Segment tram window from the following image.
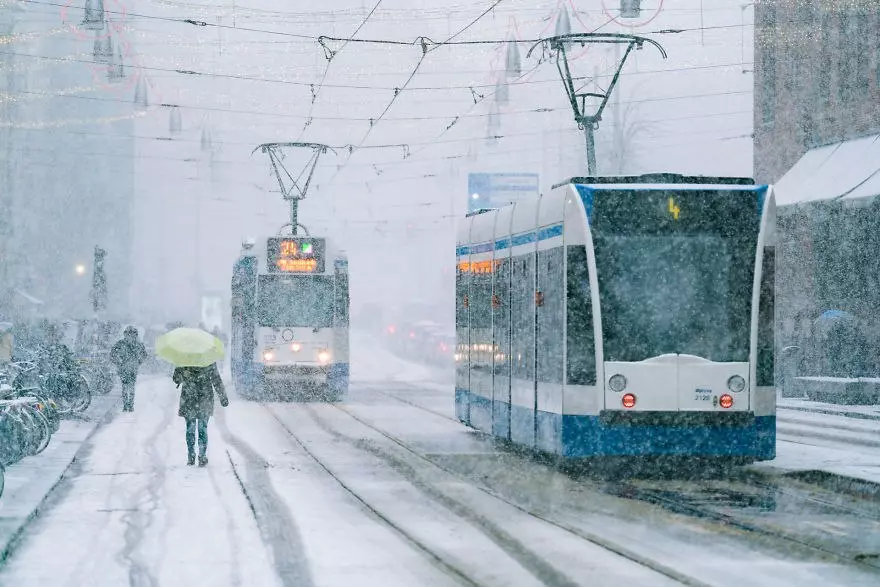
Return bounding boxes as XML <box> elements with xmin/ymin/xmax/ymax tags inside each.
<box><xmin>257</xmin><ymin>275</ymin><xmax>334</xmax><ymax>328</ymax></box>
<box><xmin>493</xmin><ymin>258</ymin><xmax>511</xmax><ymax>375</ymax></box>
<box><xmin>537</xmin><ymin>247</ymin><xmax>564</xmax><ymax>384</ymax></box>
<box><xmin>566</xmin><ymin>246</ymin><xmax>595</xmax><ymax>385</ymax></box>
<box><xmin>469</xmin><ymin>273</ymin><xmax>493</xmax><ymax>330</ymax></box>
<box><xmin>591</xmin><ymin>189</ymin><xmax>758</xmax><ymax>363</ymax></box>
<box><xmin>456</xmin><ymin>266</ymin><xmax>469</xmax><ymax>330</ymax></box>
<box><xmin>511</xmin><ymin>254</ymin><xmax>536</xmax><ymax>380</ymax></box>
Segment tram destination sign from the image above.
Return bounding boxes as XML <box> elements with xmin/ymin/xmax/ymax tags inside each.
<box><xmin>267</xmin><ymin>237</ymin><xmax>326</xmax><ymax>273</ymax></box>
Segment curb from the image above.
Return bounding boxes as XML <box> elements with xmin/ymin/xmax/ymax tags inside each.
<box><xmin>778</xmin><ymin>404</ymin><xmax>880</xmax><ymax>422</ymax></box>
<box><xmin>0</xmin><ymin>393</ymin><xmax>120</xmax><ymax>563</ymax></box>
<box><xmin>783</xmin><ymin>469</ymin><xmax>880</xmax><ymax>501</ymax></box>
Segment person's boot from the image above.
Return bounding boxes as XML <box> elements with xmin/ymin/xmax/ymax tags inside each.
<box><xmin>187</xmin><ymin>452</ymin><xmax>196</xmax><ymax>466</ymax></box>
<box><xmin>198</xmin><ymin>454</ymin><xmax>208</xmax><ymax>467</ymax></box>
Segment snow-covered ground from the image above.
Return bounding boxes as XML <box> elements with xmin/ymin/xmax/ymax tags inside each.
<box><xmin>2</xmin><ymin>340</ymin><xmax>879</xmax><ymax>586</ymax></box>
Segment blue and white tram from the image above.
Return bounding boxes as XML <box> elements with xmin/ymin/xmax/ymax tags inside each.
<box><xmin>455</xmin><ymin>174</ymin><xmax>776</xmax><ymax>460</ymax></box>
<box><xmin>231</xmin><ymin>235</ymin><xmax>350</xmax><ymax>400</ymax></box>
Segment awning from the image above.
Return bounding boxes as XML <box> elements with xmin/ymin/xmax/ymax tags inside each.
<box><xmin>775</xmin><ymin>133</ymin><xmax>880</xmax><ymax>207</ymax></box>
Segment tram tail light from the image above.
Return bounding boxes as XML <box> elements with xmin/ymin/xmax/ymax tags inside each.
<box><xmin>719</xmin><ymin>394</ymin><xmax>734</xmax><ymax>409</ymax></box>
<box><xmin>622</xmin><ymin>393</ymin><xmax>637</xmax><ymax>409</ymax></box>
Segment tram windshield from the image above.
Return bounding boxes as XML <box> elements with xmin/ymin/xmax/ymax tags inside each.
<box><xmin>257</xmin><ymin>275</ymin><xmax>334</xmax><ymax>328</ymax></box>
<box><xmin>591</xmin><ymin>189</ymin><xmax>761</xmax><ymax>363</ymax></box>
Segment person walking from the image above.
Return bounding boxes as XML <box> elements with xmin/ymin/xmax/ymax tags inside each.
<box><xmin>110</xmin><ymin>326</ymin><xmax>148</xmax><ymax>412</ymax></box>
<box><xmin>172</xmin><ymin>362</ymin><xmax>228</xmax><ymax>466</ymax></box>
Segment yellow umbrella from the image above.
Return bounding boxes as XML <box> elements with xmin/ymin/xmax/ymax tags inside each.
<box><xmin>155</xmin><ymin>327</ymin><xmax>224</xmax><ymax>367</ymax></box>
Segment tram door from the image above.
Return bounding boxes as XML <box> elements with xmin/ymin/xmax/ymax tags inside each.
<box><xmin>536</xmin><ymin>244</ymin><xmax>564</xmax><ymax>452</ymax></box>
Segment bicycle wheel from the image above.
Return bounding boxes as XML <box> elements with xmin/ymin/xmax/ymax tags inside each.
<box><xmin>18</xmin><ymin>409</ymin><xmax>41</xmax><ymax>457</ymax></box>
<box><xmin>0</xmin><ymin>462</ymin><xmax>5</xmax><ymax>499</ymax></box>
<box><xmin>30</xmin><ymin>408</ymin><xmax>52</xmax><ymax>454</ymax></box>
<box><xmin>72</xmin><ymin>374</ymin><xmax>92</xmax><ymax>412</ymax></box>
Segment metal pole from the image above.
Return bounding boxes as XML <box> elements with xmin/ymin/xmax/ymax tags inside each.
<box><xmin>584</xmin><ymin>123</ymin><xmax>597</xmax><ymax>176</ymax></box>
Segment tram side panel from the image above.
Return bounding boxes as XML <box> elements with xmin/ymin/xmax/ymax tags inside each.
<box><xmin>231</xmin><ymin>255</ymin><xmax>259</xmax><ymax>396</ymax></box>
<box><xmin>753</xmin><ymin>189</ymin><xmax>777</xmax><ymax>460</ymax></box>
<box><xmin>560</xmin><ymin>189</ymin><xmax>602</xmax><ymax>457</ymax></box>
<box><xmin>330</xmin><ymin>261</ymin><xmax>351</xmax><ymax>398</ymax></box>
<box><xmin>455</xmin><ymin>217</ymin><xmax>473</xmax><ymax>425</ymax></box>
<box><xmin>467</xmin><ymin>211</ymin><xmax>499</xmax><ymax>434</ymax></box>
<box><xmin>508</xmin><ymin>197</ymin><xmax>540</xmax><ymax>448</ymax></box>
<box><xmin>492</xmin><ymin>205</ymin><xmax>515</xmax><ymax>440</ymax></box>
<box><xmin>535</xmin><ymin>188</ymin><xmax>567</xmax><ymax>454</ymax></box>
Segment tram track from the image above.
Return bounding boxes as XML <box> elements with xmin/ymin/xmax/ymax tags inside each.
<box><xmin>258</xmin><ymin>404</ymin><xmax>486</xmax><ymax>587</ymax></box>
<box><xmin>360</xmin><ymin>383</ymin><xmax>880</xmax><ymax>576</ymax></box>
<box><xmin>312</xmin><ymin>397</ymin><xmax>708</xmax><ymax>586</ymax></box>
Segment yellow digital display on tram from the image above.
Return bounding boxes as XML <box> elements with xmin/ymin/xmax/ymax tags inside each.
<box><xmin>267</xmin><ymin>237</ymin><xmax>325</xmax><ymax>273</ymax></box>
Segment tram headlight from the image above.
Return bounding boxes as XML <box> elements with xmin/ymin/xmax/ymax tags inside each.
<box><xmin>727</xmin><ymin>375</ymin><xmax>746</xmax><ymax>393</ymax></box>
<box><xmin>608</xmin><ymin>374</ymin><xmax>627</xmax><ymax>392</ymax></box>
<box><xmin>262</xmin><ymin>350</ymin><xmax>275</xmax><ymax>362</ymax></box>
<box><xmin>317</xmin><ymin>350</ymin><xmax>331</xmax><ymax>365</ymax></box>
<box><xmin>291</xmin><ymin>342</ymin><xmax>302</xmax><ymax>352</ymax></box>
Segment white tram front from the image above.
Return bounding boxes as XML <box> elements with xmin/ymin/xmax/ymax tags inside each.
<box><xmin>455</xmin><ymin>174</ymin><xmax>775</xmax><ymax>460</ymax></box>
<box><xmin>231</xmin><ymin>235</ymin><xmax>350</xmax><ymax>400</ymax></box>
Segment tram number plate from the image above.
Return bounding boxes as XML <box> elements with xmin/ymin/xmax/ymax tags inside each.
<box><xmin>694</xmin><ymin>388</ymin><xmax>712</xmax><ymax>401</ymax></box>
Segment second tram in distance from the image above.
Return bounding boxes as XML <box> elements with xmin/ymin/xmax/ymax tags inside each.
<box><xmin>455</xmin><ymin>173</ymin><xmax>776</xmax><ymax>461</ymax></box>
<box><xmin>231</xmin><ymin>235</ymin><xmax>350</xmax><ymax>400</ymax></box>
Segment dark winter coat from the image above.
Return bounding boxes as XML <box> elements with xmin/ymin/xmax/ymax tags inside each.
<box><xmin>110</xmin><ymin>337</ymin><xmax>148</xmax><ymax>383</ymax></box>
<box><xmin>172</xmin><ymin>363</ymin><xmax>228</xmax><ymax>420</ymax></box>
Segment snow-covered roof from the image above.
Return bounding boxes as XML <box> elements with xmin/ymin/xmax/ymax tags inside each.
<box><xmin>775</xmin><ymin>133</ymin><xmax>880</xmax><ymax>207</ymax></box>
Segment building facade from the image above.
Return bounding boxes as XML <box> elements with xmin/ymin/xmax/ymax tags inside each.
<box><xmin>0</xmin><ymin>3</ymin><xmax>136</xmax><ymax>320</ymax></box>
<box><xmin>754</xmin><ymin>0</ymin><xmax>880</xmax><ymax>183</ymax></box>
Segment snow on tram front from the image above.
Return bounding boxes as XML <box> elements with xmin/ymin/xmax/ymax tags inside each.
<box><xmin>455</xmin><ymin>173</ymin><xmax>776</xmax><ymax>462</ymax></box>
<box><xmin>231</xmin><ymin>235</ymin><xmax>350</xmax><ymax>400</ymax></box>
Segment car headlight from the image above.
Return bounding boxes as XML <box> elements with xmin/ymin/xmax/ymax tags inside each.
<box><xmin>608</xmin><ymin>374</ymin><xmax>627</xmax><ymax>392</ymax></box>
<box><xmin>727</xmin><ymin>375</ymin><xmax>746</xmax><ymax>393</ymax></box>
<box><xmin>317</xmin><ymin>350</ymin><xmax>331</xmax><ymax>364</ymax></box>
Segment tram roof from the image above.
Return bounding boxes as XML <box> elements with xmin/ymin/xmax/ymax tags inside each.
<box><xmin>553</xmin><ymin>174</ymin><xmax>755</xmax><ymax>190</ymax></box>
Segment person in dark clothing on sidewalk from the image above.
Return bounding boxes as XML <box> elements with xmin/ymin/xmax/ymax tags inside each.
<box><xmin>111</xmin><ymin>326</ymin><xmax>148</xmax><ymax>412</ymax></box>
<box><xmin>172</xmin><ymin>362</ymin><xmax>228</xmax><ymax>466</ymax></box>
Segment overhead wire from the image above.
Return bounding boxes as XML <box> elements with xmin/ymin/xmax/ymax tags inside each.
<box><xmin>325</xmin><ymin>0</ymin><xmax>505</xmax><ymax>186</ymax></box>
<box><xmin>406</xmin><ymin>12</ymin><xmax>618</xmax><ymax>161</ymax></box>
<box><xmin>296</xmin><ymin>0</ymin><xmax>383</xmax><ymax>141</ymax></box>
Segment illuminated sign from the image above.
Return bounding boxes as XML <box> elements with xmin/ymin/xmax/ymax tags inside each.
<box><xmin>267</xmin><ymin>237</ymin><xmax>325</xmax><ymax>273</ymax></box>
<box><xmin>668</xmin><ymin>197</ymin><xmax>681</xmax><ymax>221</ymax></box>
<box><xmin>457</xmin><ymin>260</ymin><xmax>500</xmax><ymax>274</ymax></box>
<box><xmin>276</xmin><ymin>258</ymin><xmax>318</xmax><ymax>272</ymax></box>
